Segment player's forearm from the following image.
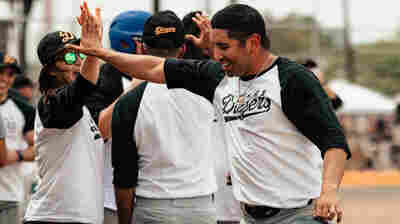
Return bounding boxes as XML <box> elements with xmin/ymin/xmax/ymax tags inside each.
<box><xmin>98</xmin><ymin>48</ymin><xmax>166</xmax><ymax>83</ymax></box>
<box><xmin>115</xmin><ymin>187</ymin><xmax>135</xmax><ymax>224</ymax></box>
<box><xmin>3</xmin><ymin>146</ymin><xmax>35</xmax><ymax>166</ymax></box>
<box><xmin>80</xmin><ymin>56</ymin><xmax>101</xmax><ymax>85</ymax></box>
<box><xmin>321</xmin><ymin>148</ymin><xmax>348</xmax><ymax>193</ymax></box>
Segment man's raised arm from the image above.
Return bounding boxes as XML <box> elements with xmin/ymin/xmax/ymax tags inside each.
<box><xmin>67</xmin><ymin>46</ymin><xmax>166</xmax><ymax>84</ymax></box>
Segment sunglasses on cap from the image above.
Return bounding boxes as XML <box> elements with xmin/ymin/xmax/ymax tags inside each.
<box><xmin>56</xmin><ymin>51</ymin><xmax>86</xmax><ymax>65</ymax></box>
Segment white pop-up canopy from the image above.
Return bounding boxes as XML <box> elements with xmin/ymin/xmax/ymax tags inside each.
<box><xmin>328</xmin><ymin>79</ymin><xmax>396</xmax><ymax>115</ymax></box>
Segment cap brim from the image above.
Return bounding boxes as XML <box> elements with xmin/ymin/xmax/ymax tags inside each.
<box><xmin>51</xmin><ymin>38</ymin><xmax>81</xmax><ymax>59</ymax></box>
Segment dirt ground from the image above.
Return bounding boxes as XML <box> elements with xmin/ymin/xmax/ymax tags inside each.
<box><xmin>340</xmin><ymin>187</ymin><xmax>400</xmax><ymax>224</ymax></box>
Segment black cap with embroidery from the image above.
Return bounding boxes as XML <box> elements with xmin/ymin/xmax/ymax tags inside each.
<box><xmin>37</xmin><ymin>31</ymin><xmax>80</xmax><ymax>66</ymax></box>
<box><xmin>142</xmin><ymin>10</ymin><xmax>185</xmax><ymax>49</ymax></box>
<box><xmin>0</xmin><ymin>52</ymin><xmax>22</xmax><ymax>74</ymax></box>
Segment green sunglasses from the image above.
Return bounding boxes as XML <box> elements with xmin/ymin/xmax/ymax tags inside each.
<box><xmin>63</xmin><ymin>52</ymin><xmax>87</xmax><ymax>65</ymax></box>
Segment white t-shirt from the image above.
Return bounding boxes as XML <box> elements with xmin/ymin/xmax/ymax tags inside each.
<box><xmin>164</xmin><ymin>58</ymin><xmax>349</xmax><ymax>208</ymax></box>
<box><xmin>112</xmin><ymin>82</ymin><xmax>218</xmax><ymax>198</ymax></box>
<box><xmin>0</xmin><ymin>99</ymin><xmax>29</xmax><ymax>202</ymax></box>
<box><xmin>25</xmin><ymin>76</ymin><xmax>105</xmax><ymax>224</ymax></box>
<box><xmin>103</xmin><ymin>140</ymin><xmax>116</xmax><ymax>210</ymax></box>
<box><xmin>213</xmin><ymin>119</ymin><xmax>241</xmax><ymax>221</ymax></box>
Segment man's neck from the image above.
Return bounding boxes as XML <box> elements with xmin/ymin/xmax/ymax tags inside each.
<box><xmin>244</xmin><ymin>51</ymin><xmax>277</xmax><ymax>77</ymax></box>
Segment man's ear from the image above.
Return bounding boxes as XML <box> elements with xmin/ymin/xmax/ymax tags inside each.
<box><xmin>246</xmin><ymin>33</ymin><xmax>261</xmax><ymax>55</ymax></box>
<box><xmin>135</xmin><ymin>40</ymin><xmax>145</xmax><ymax>54</ymax></box>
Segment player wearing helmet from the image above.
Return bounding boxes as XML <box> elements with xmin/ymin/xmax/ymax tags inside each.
<box><xmin>95</xmin><ymin>10</ymin><xmax>151</xmax><ymax>224</ymax></box>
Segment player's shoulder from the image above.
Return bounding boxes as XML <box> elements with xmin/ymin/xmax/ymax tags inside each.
<box><xmin>276</xmin><ymin>57</ymin><xmax>319</xmax><ymax>89</ymax></box>
<box><xmin>8</xmin><ymin>88</ymin><xmax>34</xmax><ymax>112</ymax></box>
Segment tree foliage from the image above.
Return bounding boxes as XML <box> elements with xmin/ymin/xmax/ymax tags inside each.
<box><xmin>266</xmin><ymin>11</ymin><xmax>400</xmax><ymax>96</ymax></box>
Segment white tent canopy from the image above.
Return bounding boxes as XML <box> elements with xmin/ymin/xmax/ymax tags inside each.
<box><xmin>328</xmin><ymin>79</ymin><xmax>396</xmax><ymax>115</ymax></box>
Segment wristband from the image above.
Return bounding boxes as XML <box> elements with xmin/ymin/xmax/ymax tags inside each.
<box><xmin>17</xmin><ymin>150</ymin><xmax>24</xmax><ymax>162</ymax></box>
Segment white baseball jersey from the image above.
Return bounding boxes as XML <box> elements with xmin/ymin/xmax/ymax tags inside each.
<box><xmin>164</xmin><ymin>57</ymin><xmax>351</xmax><ymax>208</ymax></box>
<box><xmin>0</xmin><ymin>95</ymin><xmax>35</xmax><ymax>202</ymax></box>
<box><xmin>103</xmin><ymin>139</ymin><xmax>117</xmax><ymax>211</ymax></box>
<box><xmin>213</xmin><ymin>118</ymin><xmax>241</xmax><ymax>221</ymax></box>
<box><xmin>24</xmin><ymin>75</ymin><xmax>104</xmax><ymax>224</ymax></box>
<box><xmin>112</xmin><ymin>82</ymin><xmax>218</xmax><ymax>198</ymax></box>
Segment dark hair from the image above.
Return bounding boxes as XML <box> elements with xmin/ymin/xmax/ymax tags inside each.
<box><xmin>302</xmin><ymin>58</ymin><xmax>318</xmax><ymax>69</ymax></box>
<box><xmin>182</xmin><ymin>11</ymin><xmax>202</xmax><ymax>37</ymax></box>
<box><xmin>211</xmin><ymin>4</ymin><xmax>270</xmax><ymax>49</ymax></box>
<box><xmin>182</xmin><ymin>11</ymin><xmax>210</xmax><ymax>60</ymax></box>
<box><xmin>12</xmin><ymin>75</ymin><xmax>34</xmax><ymax>89</ymax></box>
<box><xmin>38</xmin><ymin>65</ymin><xmax>65</xmax><ymax>94</ymax></box>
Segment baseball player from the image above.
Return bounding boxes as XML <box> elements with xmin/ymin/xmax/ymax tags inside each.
<box><xmin>24</xmin><ymin>3</ymin><xmax>105</xmax><ymax>224</ymax></box>
<box><xmin>183</xmin><ymin>10</ymin><xmax>241</xmax><ymax>224</ymax></box>
<box><xmin>0</xmin><ymin>52</ymin><xmax>35</xmax><ymax>224</ymax></box>
<box><xmin>71</xmin><ymin>4</ymin><xmax>351</xmax><ymax>224</ymax></box>
<box><xmin>110</xmin><ymin>10</ymin><xmax>218</xmax><ymax>224</ymax></box>
<box><xmin>98</xmin><ymin>10</ymin><xmax>151</xmax><ymax>224</ymax></box>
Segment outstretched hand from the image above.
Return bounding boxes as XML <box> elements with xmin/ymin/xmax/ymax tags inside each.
<box><xmin>185</xmin><ymin>12</ymin><xmax>212</xmax><ymax>54</ymax></box>
<box><xmin>67</xmin><ymin>1</ymin><xmax>103</xmax><ymax>56</ymax></box>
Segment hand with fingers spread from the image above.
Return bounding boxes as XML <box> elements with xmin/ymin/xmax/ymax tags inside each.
<box><xmin>67</xmin><ymin>1</ymin><xmax>104</xmax><ymax>57</ymax></box>
<box><xmin>185</xmin><ymin>12</ymin><xmax>212</xmax><ymax>55</ymax></box>
<box><xmin>77</xmin><ymin>1</ymin><xmax>103</xmax><ymax>49</ymax></box>
<box><xmin>313</xmin><ymin>189</ymin><xmax>343</xmax><ymax>223</ymax></box>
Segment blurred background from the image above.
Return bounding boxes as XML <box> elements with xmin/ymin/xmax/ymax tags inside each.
<box><xmin>1</xmin><ymin>0</ymin><xmax>399</xmax><ymax>223</ymax></box>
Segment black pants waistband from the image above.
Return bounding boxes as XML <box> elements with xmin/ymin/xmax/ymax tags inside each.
<box><xmin>241</xmin><ymin>199</ymin><xmax>313</xmax><ymax>219</ymax></box>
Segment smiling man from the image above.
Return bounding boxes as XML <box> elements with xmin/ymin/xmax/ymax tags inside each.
<box><xmin>71</xmin><ymin>4</ymin><xmax>351</xmax><ymax>224</ymax></box>
<box><xmin>0</xmin><ymin>52</ymin><xmax>35</xmax><ymax>224</ymax></box>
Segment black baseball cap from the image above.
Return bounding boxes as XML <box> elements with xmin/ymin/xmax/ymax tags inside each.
<box><xmin>37</xmin><ymin>31</ymin><xmax>80</xmax><ymax>66</ymax></box>
<box><xmin>0</xmin><ymin>52</ymin><xmax>22</xmax><ymax>74</ymax></box>
<box><xmin>142</xmin><ymin>10</ymin><xmax>185</xmax><ymax>49</ymax></box>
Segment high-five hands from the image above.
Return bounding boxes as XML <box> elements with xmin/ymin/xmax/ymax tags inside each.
<box><xmin>67</xmin><ymin>1</ymin><xmax>103</xmax><ymax>56</ymax></box>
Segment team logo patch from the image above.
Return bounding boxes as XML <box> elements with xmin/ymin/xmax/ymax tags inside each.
<box><xmin>59</xmin><ymin>31</ymin><xmax>76</xmax><ymax>43</ymax></box>
<box><xmin>154</xmin><ymin>26</ymin><xmax>176</xmax><ymax>35</ymax></box>
<box><xmin>3</xmin><ymin>54</ymin><xmax>17</xmax><ymax>64</ymax></box>
<box><xmin>222</xmin><ymin>89</ymin><xmax>271</xmax><ymax>122</ymax></box>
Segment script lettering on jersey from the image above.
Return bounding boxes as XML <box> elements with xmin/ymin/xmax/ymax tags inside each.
<box><xmin>222</xmin><ymin>89</ymin><xmax>271</xmax><ymax>122</ymax></box>
<box><xmin>88</xmin><ymin>118</ymin><xmax>102</xmax><ymax>140</ymax></box>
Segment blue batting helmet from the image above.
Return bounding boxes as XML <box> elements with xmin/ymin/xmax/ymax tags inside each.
<box><xmin>109</xmin><ymin>10</ymin><xmax>152</xmax><ymax>53</ymax></box>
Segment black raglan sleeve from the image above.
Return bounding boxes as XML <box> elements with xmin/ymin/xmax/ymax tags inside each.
<box><xmin>164</xmin><ymin>59</ymin><xmax>225</xmax><ymax>103</ymax></box>
<box><xmin>282</xmin><ymin>69</ymin><xmax>351</xmax><ymax>159</ymax></box>
<box><xmin>37</xmin><ymin>74</ymin><xmax>97</xmax><ymax>129</ymax></box>
<box><xmin>112</xmin><ymin>82</ymin><xmax>148</xmax><ymax>188</ymax></box>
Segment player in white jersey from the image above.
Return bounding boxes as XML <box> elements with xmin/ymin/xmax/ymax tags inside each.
<box><xmin>0</xmin><ymin>52</ymin><xmax>35</xmax><ymax>224</ymax></box>
<box><xmin>98</xmin><ymin>10</ymin><xmax>218</xmax><ymax>224</ymax></box>
<box><xmin>24</xmin><ymin>3</ymin><xmax>104</xmax><ymax>224</ymax></box>
<box><xmin>183</xmin><ymin>11</ymin><xmax>241</xmax><ymax>224</ymax></box>
<box><xmin>92</xmin><ymin>10</ymin><xmax>151</xmax><ymax>224</ymax></box>
<box><xmin>71</xmin><ymin>4</ymin><xmax>352</xmax><ymax>224</ymax></box>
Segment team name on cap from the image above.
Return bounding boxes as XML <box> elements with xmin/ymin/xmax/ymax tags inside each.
<box><xmin>3</xmin><ymin>54</ymin><xmax>16</xmax><ymax>64</ymax></box>
<box><xmin>155</xmin><ymin>26</ymin><xmax>176</xmax><ymax>36</ymax></box>
<box><xmin>59</xmin><ymin>31</ymin><xmax>76</xmax><ymax>43</ymax></box>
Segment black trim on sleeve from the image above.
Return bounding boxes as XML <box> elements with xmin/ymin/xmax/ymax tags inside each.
<box><xmin>112</xmin><ymin>81</ymin><xmax>148</xmax><ymax>188</ymax></box>
<box><xmin>164</xmin><ymin>58</ymin><xmax>224</xmax><ymax>103</ymax></box>
<box><xmin>8</xmin><ymin>89</ymin><xmax>35</xmax><ymax>133</ymax></box>
<box><xmin>278</xmin><ymin>58</ymin><xmax>351</xmax><ymax>159</ymax></box>
<box><xmin>37</xmin><ymin>74</ymin><xmax>97</xmax><ymax>129</ymax></box>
